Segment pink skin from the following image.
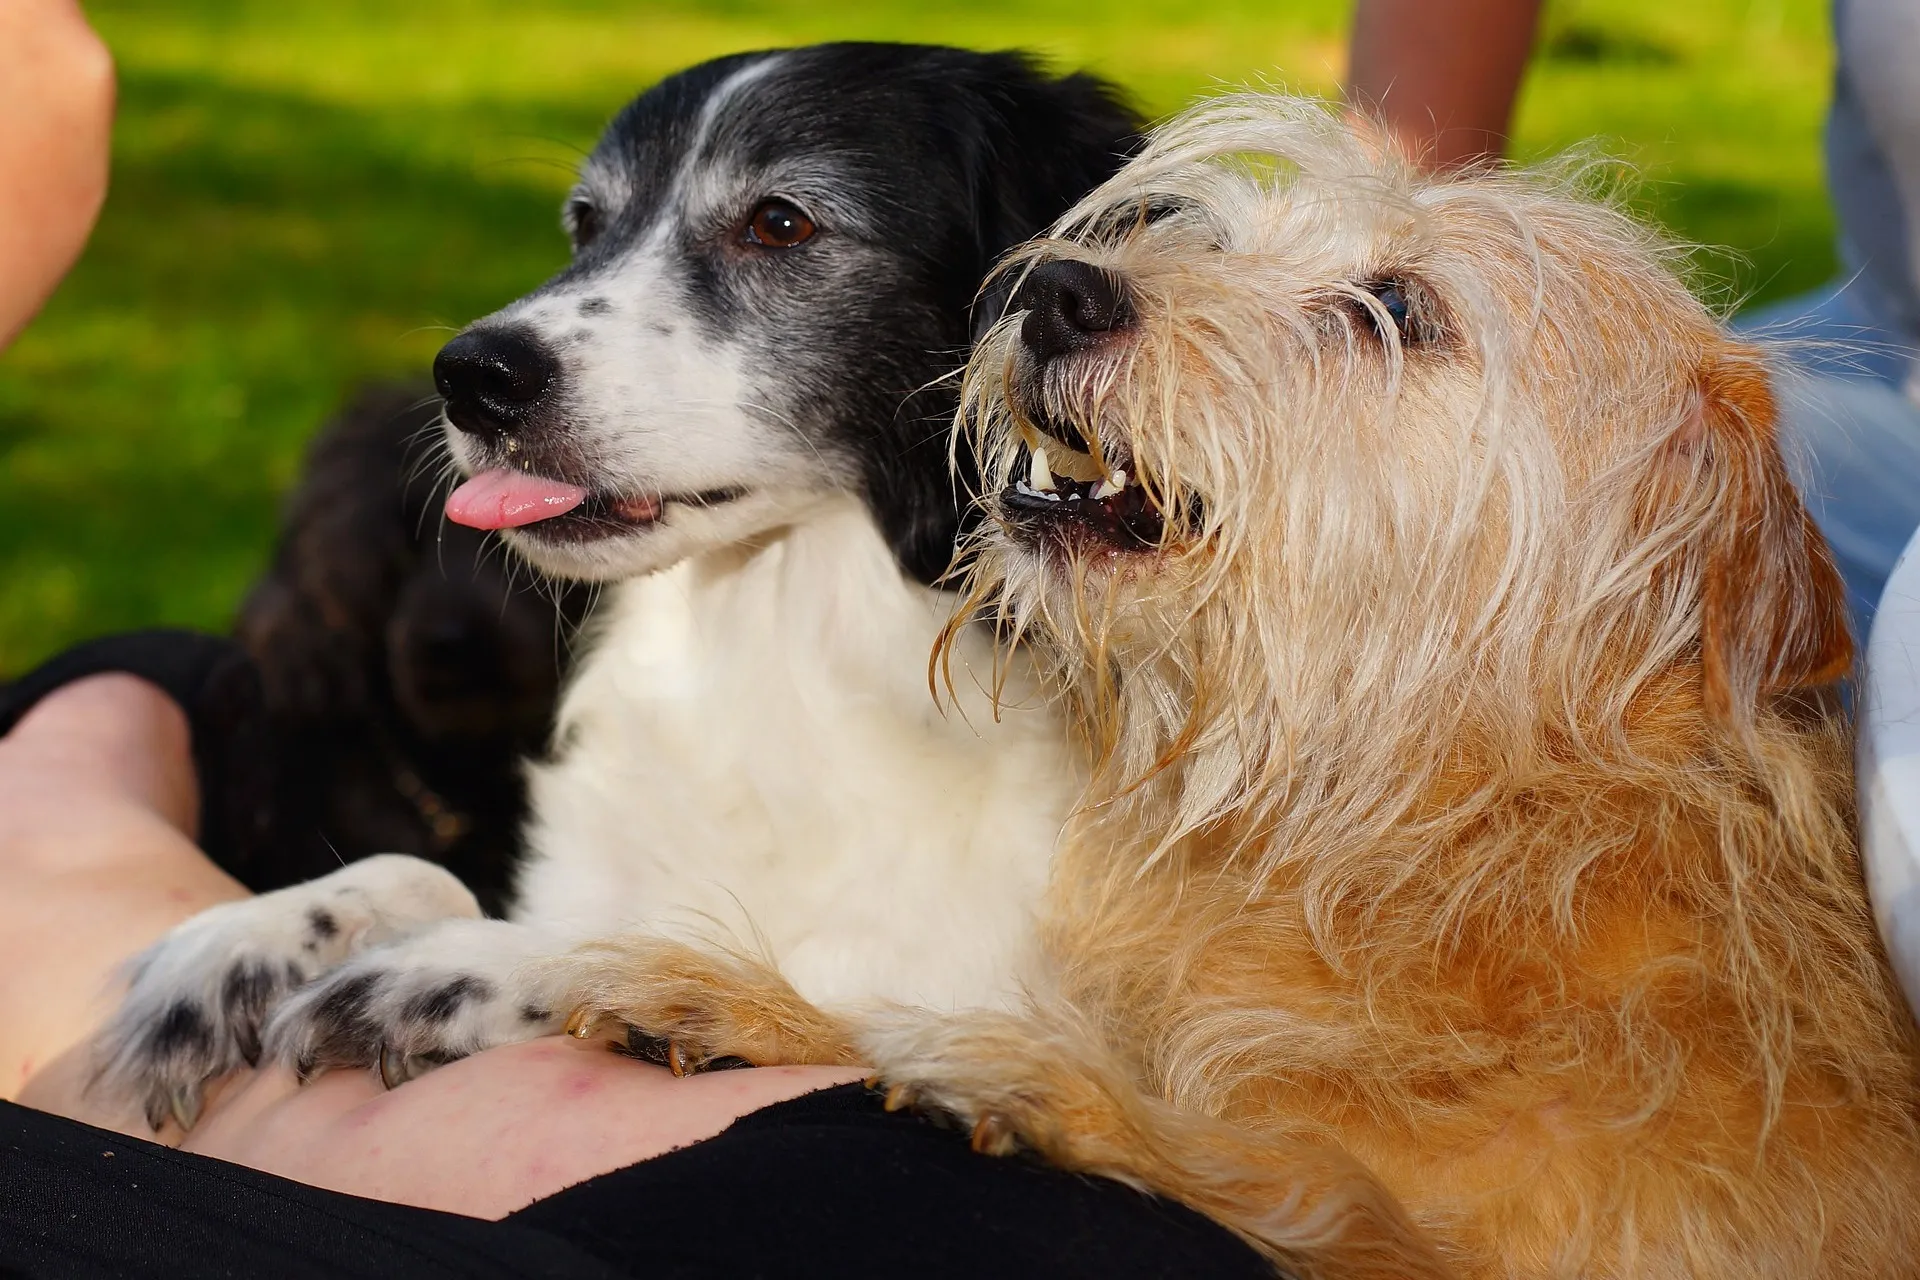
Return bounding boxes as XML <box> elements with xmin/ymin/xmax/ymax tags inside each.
<box><xmin>0</xmin><ymin>0</ymin><xmax>115</xmax><ymax>348</ymax></box>
<box><xmin>179</xmin><ymin>1041</ymin><xmax>865</xmax><ymax>1219</ymax></box>
<box><xmin>3</xmin><ymin>675</ymin><xmax>864</xmax><ymax>1219</ymax></box>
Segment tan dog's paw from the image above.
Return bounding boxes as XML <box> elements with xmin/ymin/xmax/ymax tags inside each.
<box><xmin>872</xmin><ymin>1073</ymin><xmax>1031</xmax><ymax>1157</ymax></box>
<box><xmin>860</xmin><ymin>1010</ymin><xmax>1460</xmax><ymax>1280</ymax></box>
<box><xmin>551</xmin><ymin>937</ymin><xmax>859</xmax><ymax>1072</ymax></box>
<box><xmin>858</xmin><ymin>1008</ymin><xmax>1144</xmax><ymax>1170</ymax></box>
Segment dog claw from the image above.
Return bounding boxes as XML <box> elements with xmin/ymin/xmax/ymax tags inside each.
<box><xmin>564</xmin><ymin>1007</ymin><xmax>601</xmax><ymax>1039</ymax></box>
<box><xmin>970</xmin><ymin>1111</ymin><xmax>1018</xmax><ymax>1156</ymax></box>
<box><xmin>169</xmin><ymin>1086</ymin><xmax>201</xmax><ymax>1132</ymax></box>
<box><xmin>666</xmin><ymin>1039</ymin><xmax>692</xmax><ymax>1078</ymax></box>
<box><xmin>883</xmin><ymin>1082</ymin><xmax>914</xmax><ymax>1113</ymax></box>
<box><xmin>378</xmin><ymin>1044</ymin><xmax>404</xmax><ymax>1090</ymax></box>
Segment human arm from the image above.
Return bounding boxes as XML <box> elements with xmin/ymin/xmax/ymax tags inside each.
<box><xmin>1346</xmin><ymin>0</ymin><xmax>1545</xmax><ymax>170</ymax></box>
<box><xmin>0</xmin><ymin>0</ymin><xmax>116</xmax><ymax>348</ymax></box>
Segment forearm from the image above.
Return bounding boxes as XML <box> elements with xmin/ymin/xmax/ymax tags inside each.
<box><xmin>0</xmin><ymin>677</ymin><xmax>245</xmax><ymax>1113</ymax></box>
<box><xmin>1346</xmin><ymin>0</ymin><xmax>1544</xmax><ymax>170</ymax></box>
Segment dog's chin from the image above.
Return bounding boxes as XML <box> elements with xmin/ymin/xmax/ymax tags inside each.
<box><xmin>504</xmin><ymin>488</ymin><xmax>827</xmax><ymax>583</ymax></box>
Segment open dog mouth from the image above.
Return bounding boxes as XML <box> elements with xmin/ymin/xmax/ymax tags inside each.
<box><xmin>444</xmin><ymin>468</ymin><xmax>744</xmax><ymax>543</ymax></box>
<box><xmin>1000</xmin><ymin>423</ymin><xmax>1166</xmax><ymax>550</ymax></box>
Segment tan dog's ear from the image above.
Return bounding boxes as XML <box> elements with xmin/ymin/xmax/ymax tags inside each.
<box><xmin>1693</xmin><ymin>346</ymin><xmax>1852</xmax><ymax>721</ymax></box>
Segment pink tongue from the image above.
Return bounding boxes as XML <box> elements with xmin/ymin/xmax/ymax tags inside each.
<box><xmin>445</xmin><ymin>469</ymin><xmax>588</xmax><ymax>530</ymax></box>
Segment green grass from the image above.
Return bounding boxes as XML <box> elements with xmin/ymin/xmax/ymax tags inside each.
<box><xmin>0</xmin><ymin>0</ymin><xmax>1835</xmax><ymax>670</ymax></box>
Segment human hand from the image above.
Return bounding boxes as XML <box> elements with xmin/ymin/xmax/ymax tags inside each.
<box><xmin>0</xmin><ymin>0</ymin><xmax>115</xmax><ymax>349</ymax></box>
<box><xmin>173</xmin><ymin>1041</ymin><xmax>866</xmax><ymax>1219</ymax></box>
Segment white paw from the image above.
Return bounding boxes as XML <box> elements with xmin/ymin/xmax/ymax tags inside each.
<box><xmin>91</xmin><ymin>854</ymin><xmax>480</xmax><ymax>1129</ymax></box>
<box><xmin>262</xmin><ymin>918</ymin><xmax>569</xmax><ymax>1086</ymax></box>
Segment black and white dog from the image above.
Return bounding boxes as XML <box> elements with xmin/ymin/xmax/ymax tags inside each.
<box><xmin>95</xmin><ymin>44</ymin><xmax>1139</xmax><ymax>1125</ymax></box>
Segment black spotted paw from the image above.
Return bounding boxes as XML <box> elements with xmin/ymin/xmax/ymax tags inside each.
<box><xmin>89</xmin><ymin>854</ymin><xmax>480</xmax><ymax>1130</ymax></box>
<box><xmin>262</xmin><ymin>918</ymin><xmax>569</xmax><ymax>1087</ymax></box>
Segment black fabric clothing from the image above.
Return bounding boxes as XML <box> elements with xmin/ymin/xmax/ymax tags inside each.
<box><xmin>0</xmin><ymin>1085</ymin><xmax>1277</xmax><ymax>1279</ymax></box>
<box><xmin>0</xmin><ymin>1098</ymin><xmax>616</xmax><ymax>1280</ymax></box>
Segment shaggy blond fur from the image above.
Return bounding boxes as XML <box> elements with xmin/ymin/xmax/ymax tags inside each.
<box><xmin>559</xmin><ymin>95</ymin><xmax>1920</xmax><ymax>1278</ymax></box>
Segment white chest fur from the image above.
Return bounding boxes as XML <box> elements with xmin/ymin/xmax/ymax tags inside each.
<box><xmin>512</xmin><ymin>496</ymin><xmax>1082</xmax><ymax>1013</ymax></box>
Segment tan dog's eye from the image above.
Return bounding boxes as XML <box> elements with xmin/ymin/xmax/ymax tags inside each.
<box><xmin>743</xmin><ymin>199</ymin><xmax>817</xmax><ymax>249</ymax></box>
<box><xmin>1367</xmin><ymin>280</ymin><xmax>1413</xmax><ymax>339</ymax></box>
<box><xmin>1351</xmin><ymin>277</ymin><xmax>1439</xmax><ymax>346</ymax></box>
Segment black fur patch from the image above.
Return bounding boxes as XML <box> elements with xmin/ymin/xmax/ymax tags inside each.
<box><xmin>219</xmin><ymin>962</ymin><xmax>286</xmax><ymax>1065</ymax></box>
<box><xmin>232</xmin><ymin>387</ymin><xmax>591</xmax><ymax>916</ymax></box>
<box><xmin>294</xmin><ymin>971</ymin><xmax>385</xmax><ymax>1077</ymax></box>
<box><xmin>619</xmin><ymin>1026</ymin><xmax>674</xmax><ymax>1067</ymax></box>
<box><xmin>306</xmin><ymin>907</ymin><xmax>339</xmax><ymax>941</ymax></box>
<box><xmin>576</xmin><ymin>296</ymin><xmax>613</xmax><ymax>316</ymax></box>
<box><xmin>520</xmin><ymin>1005</ymin><xmax>552</xmax><ymax>1024</ymax></box>
<box><xmin>151</xmin><ymin>1001</ymin><xmax>213</xmax><ymax>1060</ymax></box>
<box><xmin>401</xmin><ymin>975</ymin><xmax>495</xmax><ymax>1026</ymax></box>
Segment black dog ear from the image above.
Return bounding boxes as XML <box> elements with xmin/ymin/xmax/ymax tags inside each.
<box><xmin>876</xmin><ymin>54</ymin><xmax>1142</xmax><ymax>585</ymax></box>
<box><xmin>961</xmin><ymin>60</ymin><xmax>1143</xmax><ymax>344</ymax></box>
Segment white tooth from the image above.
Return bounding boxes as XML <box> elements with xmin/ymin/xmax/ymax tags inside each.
<box><xmin>1112</xmin><ymin>468</ymin><xmax>1128</xmax><ymax>490</ymax></box>
<box><xmin>1029</xmin><ymin>447</ymin><xmax>1056</xmax><ymax>493</ymax></box>
<box><xmin>1090</xmin><ymin>478</ymin><xmax>1116</xmax><ymax>500</ymax></box>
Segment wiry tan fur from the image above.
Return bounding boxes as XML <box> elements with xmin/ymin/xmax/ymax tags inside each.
<box><xmin>558</xmin><ymin>95</ymin><xmax>1920</xmax><ymax>1279</ymax></box>
<box><xmin>904</xmin><ymin>94</ymin><xmax>1920</xmax><ymax>1278</ymax></box>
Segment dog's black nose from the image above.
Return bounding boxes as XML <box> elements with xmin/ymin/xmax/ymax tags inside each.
<box><xmin>434</xmin><ymin>326</ymin><xmax>559</xmax><ymax>439</ymax></box>
<box><xmin>1014</xmin><ymin>260</ymin><xmax>1131</xmax><ymax>361</ymax></box>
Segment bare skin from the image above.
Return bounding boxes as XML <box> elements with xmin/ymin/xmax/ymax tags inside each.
<box><xmin>3</xmin><ymin>675</ymin><xmax>864</xmax><ymax>1219</ymax></box>
<box><xmin>0</xmin><ymin>0</ymin><xmax>115</xmax><ymax>348</ymax></box>
<box><xmin>1347</xmin><ymin>0</ymin><xmax>1545</xmax><ymax>169</ymax></box>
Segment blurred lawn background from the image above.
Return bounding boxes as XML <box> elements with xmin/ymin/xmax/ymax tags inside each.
<box><xmin>0</xmin><ymin>0</ymin><xmax>1834</xmax><ymax>670</ymax></box>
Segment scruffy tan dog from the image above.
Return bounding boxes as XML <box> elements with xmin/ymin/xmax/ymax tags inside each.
<box><xmin>560</xmin><ymin>96</ymin><xmax>1920</xmax><ymax>1278</ymax></box>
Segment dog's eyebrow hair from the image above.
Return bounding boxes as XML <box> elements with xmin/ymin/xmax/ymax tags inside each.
<box><xmin>671</xmin><ymin>54</ymin><xmax>790</xmax><ymax>202</ymax></box>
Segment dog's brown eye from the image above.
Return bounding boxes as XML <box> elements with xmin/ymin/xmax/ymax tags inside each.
<box><xmin>566</xmin><ymin>197</ymin><xmax>601</xmax><ymax>249</ymax></box>
<box><xmin>743</xmin><ymin>199</ymin><xmax>816</xmax><ymax>249</ymax></box>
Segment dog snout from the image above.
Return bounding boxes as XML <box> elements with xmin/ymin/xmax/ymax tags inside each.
<box><xmin>434</xmin><ymin>325</ymin><xmax>560</xmax><ymax>440</ymax></box>
<box><xmin>1014</xmin><ymin>260</ymin><xmax>1132</xmax><ymax>361</ymax></box>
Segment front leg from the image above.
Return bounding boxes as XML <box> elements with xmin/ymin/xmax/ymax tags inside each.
<box><xmin>553</xmin><ymin>936</ymin><xmax>861</xmax><ymax>1073</ymax></box>
<box><xmin>860</xmin><ymin>1008</ymin><xmax>1456</xmax><ymax>1280</ymax></box>
<box><xmin>262</xmin><ymin>917</ymin><xmax>575</xmax><ymax>1086</ymax></box>
<box><xmin>92</xmin><ymin>854</ymin><xmax>479</xmax><ymax>1129</ymax></box>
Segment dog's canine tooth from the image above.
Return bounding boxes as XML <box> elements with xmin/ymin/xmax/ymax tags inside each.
<box><xmin>1030</xmin><ymin>447</ymin><xmax>1057</xmax><ymax>493</ymax></box>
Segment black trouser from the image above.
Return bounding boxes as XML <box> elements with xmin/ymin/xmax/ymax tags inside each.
<box><xmin>1</xmin><ymin>1085</ymin><xmax>1275</xmax><ymax>1279</ymax></box>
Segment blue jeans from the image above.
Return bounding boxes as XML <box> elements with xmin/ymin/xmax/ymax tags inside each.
<box><xmin>1738</xmin><ymin>281</ymin><xmax>1920</xmax><ymax>639</ymax></box>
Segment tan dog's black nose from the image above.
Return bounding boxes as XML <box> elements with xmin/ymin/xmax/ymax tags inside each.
<box><xmin>434</xmin><ymin>325</ymin><xmax>559</xmax><ymax>441</ymax></box>
<box><xmin>1014</xmin><ymin>260</ymin><xmax>1131</xmax><ymax>360</ymax></box>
